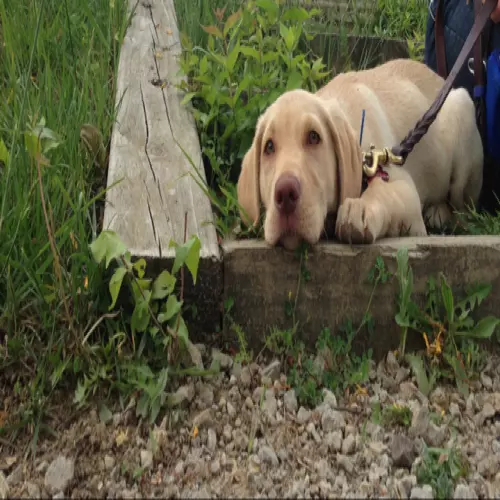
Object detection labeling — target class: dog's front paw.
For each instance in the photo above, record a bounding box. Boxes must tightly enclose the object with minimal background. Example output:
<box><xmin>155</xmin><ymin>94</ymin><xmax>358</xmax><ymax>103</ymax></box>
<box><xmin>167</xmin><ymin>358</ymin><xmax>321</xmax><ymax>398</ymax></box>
<box><xmin>335</xmin><ymin>198</ymin><xmax>384</xmax><ymax>244</ymax></box>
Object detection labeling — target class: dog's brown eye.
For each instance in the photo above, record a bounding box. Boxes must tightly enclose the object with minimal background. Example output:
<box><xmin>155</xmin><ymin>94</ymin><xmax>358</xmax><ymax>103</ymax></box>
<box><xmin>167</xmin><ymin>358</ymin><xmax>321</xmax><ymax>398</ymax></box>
<box><xmin>264</xmin><ymin>139</ymin><xmax>275</xmax><ymax>155</ymax></box>
<box><xmin>307</xmin><ymin>130</ymin><xmax>321</xmax><ymax>145</ymax></box>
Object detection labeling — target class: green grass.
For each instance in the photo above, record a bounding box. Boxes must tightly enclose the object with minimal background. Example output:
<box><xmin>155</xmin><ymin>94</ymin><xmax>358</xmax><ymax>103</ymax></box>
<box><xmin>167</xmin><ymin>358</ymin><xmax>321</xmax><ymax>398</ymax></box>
<box><xmin>0</xmin><ymin>0</ymin><xmax>131</xmax><ymax>444</ymax></box>
<box><xmin>174</xmin><ymin>0</ymin><xmax>429</xmax><ymax>48</ymax></box>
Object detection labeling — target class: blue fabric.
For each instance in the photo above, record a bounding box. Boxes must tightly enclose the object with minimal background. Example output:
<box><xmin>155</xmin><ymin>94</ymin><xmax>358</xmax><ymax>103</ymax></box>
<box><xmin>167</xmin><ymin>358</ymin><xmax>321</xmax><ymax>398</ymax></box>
<box><xmin>486</xmin><ymin>49</ymin><xmax>500</xmax><ymax>158</ymax></box>
<box><xmin>423</xmin><ymin>0</ymin><xmax>500</xmax><ymax>208</ymax></box>
<box><xmin>424</xmin><ymin>0</ymin><xmax>500</xmax><ymax>97</ymax></box>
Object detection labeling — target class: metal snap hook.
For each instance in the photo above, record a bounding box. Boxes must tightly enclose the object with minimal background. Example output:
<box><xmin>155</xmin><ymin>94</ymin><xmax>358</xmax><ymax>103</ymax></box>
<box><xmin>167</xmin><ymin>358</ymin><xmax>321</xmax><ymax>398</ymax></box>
<box><xmin>468</xmin><ymin>57</ymin><xmax>487</xmax><ymax>75</ymax></box>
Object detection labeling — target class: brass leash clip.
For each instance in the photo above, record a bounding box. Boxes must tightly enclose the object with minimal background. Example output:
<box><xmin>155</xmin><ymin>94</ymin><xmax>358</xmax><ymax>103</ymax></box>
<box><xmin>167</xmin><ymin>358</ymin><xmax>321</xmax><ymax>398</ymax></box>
<box><xmin>362</xmin><ymin>144</ymin><xmax>404</xmax><ymax>178</ymax></box>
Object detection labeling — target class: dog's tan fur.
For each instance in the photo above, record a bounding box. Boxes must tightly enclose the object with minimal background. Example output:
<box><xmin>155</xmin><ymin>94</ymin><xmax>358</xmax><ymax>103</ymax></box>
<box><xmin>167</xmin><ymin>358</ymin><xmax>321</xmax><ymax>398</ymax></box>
<box><xmin>237</xmin><ymin>58</ymin><xmax>484</xmax><ymax>250</ymax></box>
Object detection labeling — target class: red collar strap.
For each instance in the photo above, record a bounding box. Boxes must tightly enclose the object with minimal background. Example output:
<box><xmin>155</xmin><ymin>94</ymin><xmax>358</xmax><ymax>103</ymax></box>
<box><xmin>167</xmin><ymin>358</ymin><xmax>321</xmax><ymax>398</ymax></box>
<box><xmin>361</xmin><ymin>165</ymin><xmax>389</xmax><ymax>192</ymax></box>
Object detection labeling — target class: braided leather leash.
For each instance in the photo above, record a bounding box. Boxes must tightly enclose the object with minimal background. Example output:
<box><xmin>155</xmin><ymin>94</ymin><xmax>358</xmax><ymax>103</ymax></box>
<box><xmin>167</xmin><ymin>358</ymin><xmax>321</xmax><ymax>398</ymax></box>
<box><xmin>362</xmin><ymin>0</ymin><xmax>498</xmax><ymax>178</ymax></box>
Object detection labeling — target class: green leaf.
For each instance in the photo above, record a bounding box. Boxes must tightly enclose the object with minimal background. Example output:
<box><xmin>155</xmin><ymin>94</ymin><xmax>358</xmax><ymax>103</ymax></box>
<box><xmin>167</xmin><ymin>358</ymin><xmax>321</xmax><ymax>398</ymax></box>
<box><xmin>90</xmin><ymin>230</ymin><xmax>127</xmax><ymax>269</ymax></box>
<box><xmin>239</xmin><ymin>46</ymin><xmax>260</xmax><ymax>60</ymax></box>
<box><xmin>455</xmin><ymin>282</ymin><xmax>492</xmax><ymax>319</ymax></box>
<box><xmin>99</xmin><ymin>403</ymin><xmax>113</xmax><ymax>424</ymax></box>
<box><xmin>131</xmin><ymin>290</ymin><xmax>152</xmax><ymax>333</ymax></box>
<box><xmin>280</xmin><ymin>22</ymin><xmax>296</xmax><ymax>52</ymax></box>
<box><xmin>286</xmin><ymin>70</ymin><xmax>302</xmax><ymax>90</ymax></box>
<box><xmin>73</xmin><ymin>379</ymin><xmax>87</xmax><ymax>405</ymax></box>
<box><xmin>394</xmin><ymin>311</ymin><xmax>410</xmax><ymax>328</ymax></box>
<box><xmin>169</xmin><ymin>236</ymin><xmax>201</xmax><ymax>284</ymax></box>
<box><xmin>151</xmin><ymin>270</ymin><xmax>176</xmax><ymax>299</ymax></box>
<box><xmin>24</xmin><ymin>132</ymin><xmax>41</xmax><ymax>159</ymax></box>
<box><xmin>444</xmin><ymin>352</ymin><xmax>469</xmax><ymax>397</ymax></box>
<box><xmin>0</xmin><ymin>139</ymin><xmax>9</xmax><ymax>165</ymax></box>
<box><xmin>149</xmin><ymin>396</ymin><xmax>161</xmax><ymax>424</ymax></box>
<box><xmin>405</xmin><ymin>354</ymin><xmax>432</xmax><ymax>396</ymax></box>
<box><xmin>281</xmin><ymin>6</ymin><xmax>311</xmax><ymax>22</ymax></box>
<box><xmin>134</xmin><ymin>364</ymin><xmax>155</xmax><ymax>380</ymax></box>
<box><xmin>175</xmin><ymin>315</ymin><xmax>189</xmax><ymax>345</ymax></box>
<box><xmin>180</xmin><ymin>92</ymin><xmax>196</xmax><ymax>106</ymax></box>
<box><xmin>256</xmin><ymin>0</ymin><xmax>279</xmax><ymax>17</ymax></box>
<box><xmin>455</xmin><ymin>316</ymin><xmax>500</xmax><ymax>339</ymax></box>
<box><xmin>136</xmin><ymin>392</ymin><xmax>149</xmax><ymax>419</ymax></box>
<box><xmin>133</xmin><ymin>258</ymin><xmax>147</xmax><ymax>279</ymax></box>
<box><xmin>223</xmin><ymin>9</ymin><xmax>242</xmax><ymax>37</ymax></box>
<box><xmin>158</xmin><ymin>295</ymin><xmax>183</xmax><ymax>323</ymax></box>
<box><xmin>109</xmin><ymin>266</ymin><xmax>127</xmax><ymax>310</ymax></box>
<box><xmin>226</xmin><ymin>41</ymin><xmax>240</xmax><ymax>73</ymax></box>
<box><xmin>440</xmin><ymin>273</ymin><xmax>454</xmax><ymax>324</ymax></box>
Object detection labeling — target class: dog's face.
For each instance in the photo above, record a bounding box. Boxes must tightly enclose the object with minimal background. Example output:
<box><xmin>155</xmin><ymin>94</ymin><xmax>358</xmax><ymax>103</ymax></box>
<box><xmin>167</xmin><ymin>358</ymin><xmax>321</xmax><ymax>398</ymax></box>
<box><xmin>237</xmin><ymin>89</ymin><xmax>363</xmax><ymax>250</ymax></box>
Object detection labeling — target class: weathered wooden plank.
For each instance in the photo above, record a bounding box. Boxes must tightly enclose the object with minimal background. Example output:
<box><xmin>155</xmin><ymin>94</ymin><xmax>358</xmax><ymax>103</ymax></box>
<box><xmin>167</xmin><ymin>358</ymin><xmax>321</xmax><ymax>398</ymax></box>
<box><xmin>222</xmin><ymin>236</ymin><xmax>500</xmax><ymax>360</ymax></box>
<box><xmin>104</xmin><ymin>0</ymin><xmax>219</xmax><ymax>262</ymax></box>
<box><xmin>103</xmin><ymin>0</ymin><xmax>222</xmax><ymax>336</ymax></box>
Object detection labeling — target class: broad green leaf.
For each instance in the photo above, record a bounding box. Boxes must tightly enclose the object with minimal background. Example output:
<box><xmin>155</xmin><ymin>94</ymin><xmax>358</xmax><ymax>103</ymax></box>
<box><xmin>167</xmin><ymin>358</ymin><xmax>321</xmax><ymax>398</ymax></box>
<box><xmin>108</xmin><ymin>266</ymin><xmax>127</xmax><ymax>310</ymax></box>
<box><xmin>226</xmin><ymin>41</ymin><xmax>240</xmax><ymax>73</ymax></box>
<box><xmin>200</xmin><ymin>55</ymin><xmax>209</xmax><ymax>75</ymax></box>
<box><xmin>24</xmin><ymin>132</ymin><xmax>41</xmax><ymax>159</ymax></box>
<box><xmin>440</xmin><ymin>273</ymin><xmax>454</xmax><ymax>324</ymax></box>
<box><xmin>281</xmin><ymin>6</ymin><xmax>311</xmax><ymax>22</ymax></box>
<box><xmin>394</xmin><ymin>311</ymin><xmax>410</xmax><ymax>328</ymax></box>
<box><xmin>151</xmin><ymin>270</ymin><xmax>176</xmax><ymax>299</ymax></box>
<box><xmin>180</xmin><ymin>92</ymin><xmax>196</xmax><ymax>106</ymax></box>
<box><xmin>223</xmin><ymin>9</ymin><xmax>242</xmax><ymax>37</ymax></box>
<box><xmin>158</xmin><ymin>295</ymin><xmax>183</xmax><ymax>323</ymax></box>
<box><xmin>444</xmin><ymin>352</ymin><xmax>469</xmax><ymax>397</ymax></box>
<box><xmin>281</xmin><ymin>22</ymin><xmax>296</xmax><ymax>52</ymax></box>
<box><xmin>239</xmin><ymin>46</ymin><xmax>260</xmax><ymax>60</ymax></box>
<box><xmin>131</xmin><ymin>290</ymin><xmax>151</xmax><ymax>333</ymax></box>
<box><xmin>134</xmin><ymin>364</ymin><xmax>155</xmax><ymax>380</ymax></box>
<box><xmin>405</xmin><ymin>354</ymin><xmax>432</xmax><ymax>396</ymax></box>
<box><xmin>136</xmin><ymin>392</ymin><xmax>149</xmax><ymax>419</ymax></box>
<box><xmin>455</xmin><ymin>315</ymin><xmax>500</xmax><ymax>339</ymax></box>
<box><xmin>90</xmin><ymin>230</ymin><xmax>127</xmax><ymax>269</ymax></box>
<box><xmin>455</xmin><ymin>282</ymin><xmax>492</xmax><ymax>319</ymax></box>
<box><xmin>169</xmin><ymin>236</ymin><xmax>201</xmax><ymax>284</ymax></box>
<box><xmin>286</xmin><ymin>70</ymin><xmax>302</xmax><ymax>90</ymax></box>
<box><xmin>149</xmin><ymin>397</ymin><xmax>161</xmax><ymax>424</ymax></box>
<box><xmin>256</xmin><ymin>0</ymin><xmax>279</xmax><ymax>17</ymax></box>
<box><xmin>73</xmin><ymin>379</ymin><xmax>87</xmax><ymax>404</ymax></box>
<box><xmin>133</xmin><ymin>258</ymin><xmax>147</xmax><ymax>279</ymax></box>
<box><xmin>175</xmin><ymin>315</ymin><xmax>189</xmax><ymax>345</ymax></box>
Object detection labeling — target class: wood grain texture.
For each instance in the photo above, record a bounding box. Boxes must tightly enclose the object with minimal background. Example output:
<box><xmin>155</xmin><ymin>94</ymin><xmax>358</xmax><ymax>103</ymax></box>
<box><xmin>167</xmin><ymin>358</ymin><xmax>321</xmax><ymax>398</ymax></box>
<box><xmin>103</xmin><ymin>0</ymin><xmax>219</xmax><ymax>262</ymax></box>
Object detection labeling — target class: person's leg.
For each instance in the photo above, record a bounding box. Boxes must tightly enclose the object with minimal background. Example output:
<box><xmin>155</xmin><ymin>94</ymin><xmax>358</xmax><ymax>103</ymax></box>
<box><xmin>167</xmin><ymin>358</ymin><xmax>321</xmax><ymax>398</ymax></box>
<box><xmin>424</xmin><ymin>0</ymin><xmax>475</xmax><ymax>96</ymax></box>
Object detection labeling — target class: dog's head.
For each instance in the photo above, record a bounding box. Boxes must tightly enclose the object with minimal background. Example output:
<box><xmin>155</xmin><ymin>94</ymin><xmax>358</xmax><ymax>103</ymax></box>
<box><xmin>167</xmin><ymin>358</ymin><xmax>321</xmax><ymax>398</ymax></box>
<box><xmin>237</xmin><ymin>89</ymin><xmax>363</xmax><ymax>250</ymax></box>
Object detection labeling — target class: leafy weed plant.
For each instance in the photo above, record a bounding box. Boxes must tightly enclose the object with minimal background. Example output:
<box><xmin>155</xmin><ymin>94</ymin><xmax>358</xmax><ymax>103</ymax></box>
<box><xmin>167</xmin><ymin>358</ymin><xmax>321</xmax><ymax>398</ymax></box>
<box><xmin>177</xmin><ymin>0</ymin><xmax>330</xmax><ymax>237</ymax></box>
<box><xmin>80</xmin><ymin>230</ymin><xmax>211</xmax><ymax>425</ymax></box>
<box><xmin>416</xmin><ymin>444</ymin><xmax>469</xmax><ymax>499</ymax></box>
<box><xmin>395</xmin><ymin>248</ymin><xmax>500</xmax><ymax>397</ymax></box>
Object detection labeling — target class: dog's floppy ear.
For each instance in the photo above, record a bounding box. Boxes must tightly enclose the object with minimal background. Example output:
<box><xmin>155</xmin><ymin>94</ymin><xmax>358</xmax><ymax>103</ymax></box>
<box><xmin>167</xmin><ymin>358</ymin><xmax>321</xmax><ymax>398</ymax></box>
<box><xmin>237</xmin><ymin>115</ymin><xmax>266</xmax><ymax>227</ymax></box>
<box><xmin>324</xmin><ymin>107</ymin><xmax>363</xmax><ymax>206</ymax></box>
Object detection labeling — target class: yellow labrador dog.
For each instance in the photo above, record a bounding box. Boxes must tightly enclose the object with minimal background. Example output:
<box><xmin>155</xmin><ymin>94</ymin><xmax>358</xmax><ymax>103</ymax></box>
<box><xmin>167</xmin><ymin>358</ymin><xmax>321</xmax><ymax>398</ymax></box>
<box><xmin>236</xmin><ymin>58</ymin><xmax>484</xmax><ymax>250</ymax></box>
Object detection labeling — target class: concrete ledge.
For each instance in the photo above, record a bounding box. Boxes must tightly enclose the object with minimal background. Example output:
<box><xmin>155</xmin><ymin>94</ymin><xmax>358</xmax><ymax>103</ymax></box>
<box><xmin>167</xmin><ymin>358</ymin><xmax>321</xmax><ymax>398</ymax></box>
<box><xmin>106</xmin><ymin>0</ymin><xmax>500</xmax><ymax>353</ymax></box>
<box><xmin>222</xmin><ymin>236</ymin><xmax>500</xmax><ymax>359</ymax></box>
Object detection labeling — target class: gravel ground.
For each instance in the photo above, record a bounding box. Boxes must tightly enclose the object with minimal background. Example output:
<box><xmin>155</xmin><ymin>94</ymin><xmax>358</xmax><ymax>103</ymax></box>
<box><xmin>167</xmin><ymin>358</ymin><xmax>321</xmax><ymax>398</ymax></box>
<box><xmin>2</xmin><ymin>347</ymin><xmax>500</xmax><ymax>499</ymax></box>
